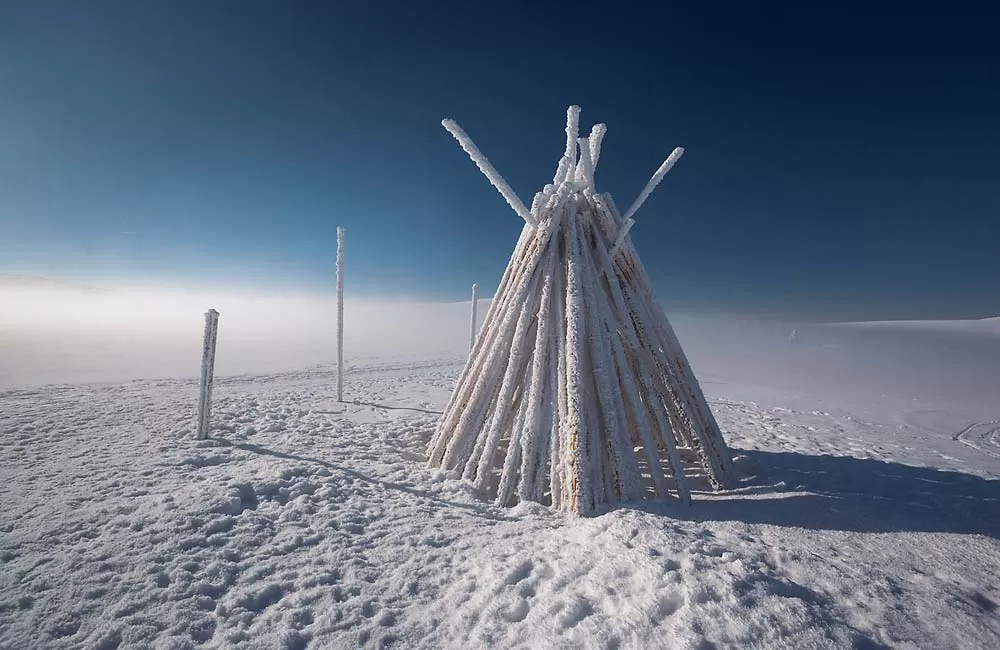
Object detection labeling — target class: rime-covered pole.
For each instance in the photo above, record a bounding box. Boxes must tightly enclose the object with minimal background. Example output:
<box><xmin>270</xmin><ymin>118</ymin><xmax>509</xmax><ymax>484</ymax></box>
<box><xmin>196</xmin><ymin>309</ymin><xmax>220</xmax><ymax>440</ymax></box>
<box><xmin>336</xmin><ymin>226</ymin><xmax>345</xmax><ymax>402</ymax></box>
<box><xmin>588</xmin><ymin>123</ymin><xmax>607</xmax><ymax>173</ymax></box>
<box><xmin>564</xmin><ymin>105</ymin><xmax>581</xmax><ymax>160</ymax></box>
<box><xmin>623</xmin><ymin>147</ymin><xmax>685</xmax><ymax>222</ymax></box>
<box><xmin>442</xmin><ymin>119</ymin><xmax>534</xmax><ymax>225</ymax></box>
<box><xmin>469</xmin><ymin>283</ymin><xmax>479</xmax><ymax>350</ymax></box>
<box><xmin>575</xmin><ymin>137</ymin><xmax>594</xmax><ymax>188</ymax></box>
<box><xmin>610</xmin><ymin>218</ymin><xmax>636</xmax><ymax>257</ymax></box>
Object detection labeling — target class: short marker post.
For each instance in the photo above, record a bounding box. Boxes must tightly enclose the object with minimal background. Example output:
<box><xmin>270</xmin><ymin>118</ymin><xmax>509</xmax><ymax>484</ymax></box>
<box><xmin>196</xmin><ymin>309</ymin><xmax>220</xmax><ymax>439</ymax></box>
<box><xmin>470</xmin><ymin>283</ymin><xmax>479</xmax><ymax>350</ymax></box>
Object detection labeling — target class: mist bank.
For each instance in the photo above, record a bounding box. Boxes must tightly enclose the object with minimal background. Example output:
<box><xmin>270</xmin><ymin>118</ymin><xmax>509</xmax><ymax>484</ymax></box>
<box><xmin>2</xmin><ymin>285</ymin><xmax>999</xmax><ymax>424</ymax></box>
<box><xmin>0</xmin><ymin>286</ymin><xmax>483</xmax><ymax>387</ymax></box>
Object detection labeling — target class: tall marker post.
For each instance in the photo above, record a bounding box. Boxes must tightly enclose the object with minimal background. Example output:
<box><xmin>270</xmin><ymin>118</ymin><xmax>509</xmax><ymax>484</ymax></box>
<box><xmin>196</xmin><ymin>309</ymin><xmax>220</xmax><ymax>439</ymax></box>
<box><xmin>469</xmin><ymin>283</ymin><xmax>479</xmax><ymax>350</ymax></box>
<box><xmin>336</xmin><ymin>227</ymin><xmax>345</xmax><ymax>402</ymax></box>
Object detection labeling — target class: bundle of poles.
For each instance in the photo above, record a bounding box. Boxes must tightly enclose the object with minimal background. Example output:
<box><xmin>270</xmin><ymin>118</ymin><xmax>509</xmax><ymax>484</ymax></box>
<box><xmin>427</xmin><ymin>106</ymin><xmax>734</xmax><ymax>515</ymax></box>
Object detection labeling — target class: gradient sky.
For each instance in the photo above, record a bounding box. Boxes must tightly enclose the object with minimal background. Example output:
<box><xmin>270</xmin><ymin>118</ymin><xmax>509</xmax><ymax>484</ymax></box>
<box><xmin>1</xmin><ymin>1</ymin><xmax>997</xmax><ymax>320</ymax></box>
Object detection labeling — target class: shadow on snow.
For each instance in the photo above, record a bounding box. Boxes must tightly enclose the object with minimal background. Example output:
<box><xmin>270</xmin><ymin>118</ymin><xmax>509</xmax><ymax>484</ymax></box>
<box><xmin>640</xmin><ymin>449</ymin><xmax>1000</xmax><ymax>538</ymax></box>
<box><xmin>213</xmin><ymin>438</ymin><xmax>514</xmax><ymax>522</ymax></box>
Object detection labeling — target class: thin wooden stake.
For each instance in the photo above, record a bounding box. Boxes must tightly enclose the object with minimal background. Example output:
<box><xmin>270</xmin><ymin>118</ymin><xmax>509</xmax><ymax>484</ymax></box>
<box><xmin>196</xmin><ymin>309</ymin><xmax>220</xmax><ymax>440</ymax></box>
<box><xmin>469</xmin><ymin>283</ymin><xmax>479</xmax><ymax>350</ymax></box>
<box><xmin>336</xmin><ymin>226</ymin><xmax>345</xmax><ymax>402</ymax></box>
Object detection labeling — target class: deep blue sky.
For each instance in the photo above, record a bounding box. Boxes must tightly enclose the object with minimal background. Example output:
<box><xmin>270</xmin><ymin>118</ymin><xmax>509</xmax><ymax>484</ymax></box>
<box><xmin>1</xmin><ymin>1</ymin><xmax>997</xmax><ymax>319</ymax></box>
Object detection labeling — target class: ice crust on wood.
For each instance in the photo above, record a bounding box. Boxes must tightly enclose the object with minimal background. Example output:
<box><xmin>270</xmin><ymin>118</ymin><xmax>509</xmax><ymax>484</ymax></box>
<box><xmin>429</xmin><ymin>107</ymin><xmax>733</xmax><ymax>515</ymax></box>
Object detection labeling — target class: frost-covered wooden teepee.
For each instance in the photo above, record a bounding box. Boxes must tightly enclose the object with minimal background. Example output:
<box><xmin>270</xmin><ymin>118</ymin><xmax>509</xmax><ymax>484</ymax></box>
<box><xmin>427</xmin><ymin>106</ymin><xmax>734</xmax><ymax>515</ymax></box>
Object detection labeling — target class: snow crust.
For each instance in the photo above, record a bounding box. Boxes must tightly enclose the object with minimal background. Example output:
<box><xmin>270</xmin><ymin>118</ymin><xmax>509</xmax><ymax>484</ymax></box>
<box><xmin>2</xmin><ymin>301</ymin><xmax>999</xmax><ymax>648</ymax></box>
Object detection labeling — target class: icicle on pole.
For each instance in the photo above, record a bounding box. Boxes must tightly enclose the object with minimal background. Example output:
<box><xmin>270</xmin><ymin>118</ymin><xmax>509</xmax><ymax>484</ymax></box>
<box><xmin>441</xmin><ymin>119</ymin><xmax>535</xmax><ymax>225</ymax></box>
<box><xmin>196</xmin><ymin>309</ymin><xmax>220</xmax><ymax>440</ymax></box>
<box><xmin>623</xmin><ymin>147</ymin><xmax>685</xmax><ymax>222</ymax></box>
<box><xmin>336</xmin><ymin>226</ymin><xmax>345</xmax><ymax>402</ymax></box>
<box><xmin>469</xmin><ymin>283</ymin><xmax>479</xmax><ymax>350</ymax></box>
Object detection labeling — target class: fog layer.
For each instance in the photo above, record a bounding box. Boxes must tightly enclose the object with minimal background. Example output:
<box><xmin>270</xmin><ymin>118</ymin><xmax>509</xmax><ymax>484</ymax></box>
<box><xmin>3</xmin><ymin>286</ymin><xmax>999</xmax><ymax>425</ymax></box>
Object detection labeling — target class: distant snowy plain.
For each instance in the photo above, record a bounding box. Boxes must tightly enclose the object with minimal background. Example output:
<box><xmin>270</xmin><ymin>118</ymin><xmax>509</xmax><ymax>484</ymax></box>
<box><xmin>2</xmin><ymin>285</ymin><xmax>999</xmax><ymax>649</ymax></box>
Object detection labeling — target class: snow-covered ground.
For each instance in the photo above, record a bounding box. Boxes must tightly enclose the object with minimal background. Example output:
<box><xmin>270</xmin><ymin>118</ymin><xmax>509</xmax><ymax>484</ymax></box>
<box><xmin>2</xmin><ymin>287</ymin><xmax>999</xmax><ymax>649</ymax></box>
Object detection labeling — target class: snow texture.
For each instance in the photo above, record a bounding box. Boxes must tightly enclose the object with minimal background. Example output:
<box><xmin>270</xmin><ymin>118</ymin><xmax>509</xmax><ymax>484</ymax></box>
<box><xmin>2</xmin><ymin>326</ymin><xmax>999</xmax><ymax>649</ymax></box>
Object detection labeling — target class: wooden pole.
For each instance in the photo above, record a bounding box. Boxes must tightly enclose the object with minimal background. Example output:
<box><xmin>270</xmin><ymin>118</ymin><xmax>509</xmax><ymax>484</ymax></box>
<box><xmin>442</xmin><ymin>119</ymin><xmax>534</xmax><ymax>225</ymax></box>
<box><xmin>196</xmin><ymin>309</ymin><xmax>220</xmax><ymax>439</ymax></box>
<box><xmin>336</xmin><ymin>226</ymin><xmax>344</xmax><ymax>402</ymax></box>
<box><xmin>469</xmin><ymin>283</ymin><xmax>479</xmax><ymax>350</ymax></box>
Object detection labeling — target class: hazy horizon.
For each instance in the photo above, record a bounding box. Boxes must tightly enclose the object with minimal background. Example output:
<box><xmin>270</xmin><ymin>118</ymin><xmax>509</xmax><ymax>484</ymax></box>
<box><xmin>4</xmin><ymin>271</ymin><xmax>999</xmax><ymax>324</ymax></box>
<box><xmin>4</xmin><ymin>279</ymin><xmax>1000</xmax><ymax>422</ymax></box>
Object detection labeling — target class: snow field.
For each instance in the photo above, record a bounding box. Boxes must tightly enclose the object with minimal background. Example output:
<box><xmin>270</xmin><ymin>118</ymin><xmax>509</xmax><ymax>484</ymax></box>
<box><xmin>2</xmin><ymin>356</ymin><xmax>999</xmax><ymax>649</ymax></box>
